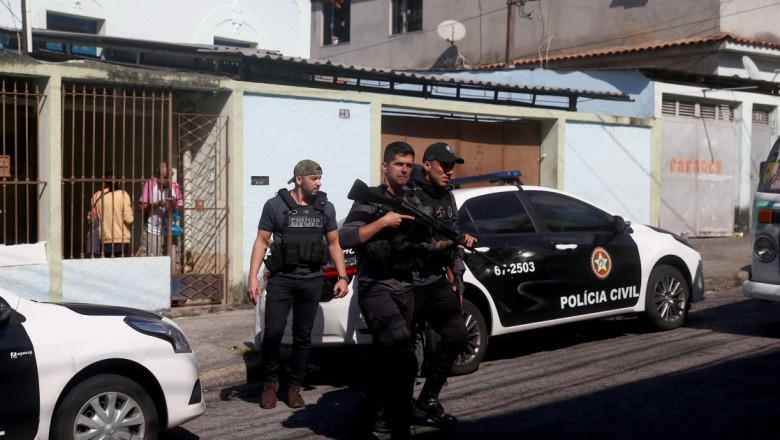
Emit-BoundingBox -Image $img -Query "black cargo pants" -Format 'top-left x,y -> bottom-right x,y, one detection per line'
413,277 -> 469,398
353,283 -> 417,438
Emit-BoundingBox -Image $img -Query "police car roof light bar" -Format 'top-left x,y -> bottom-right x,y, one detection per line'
450,170 -> 523,188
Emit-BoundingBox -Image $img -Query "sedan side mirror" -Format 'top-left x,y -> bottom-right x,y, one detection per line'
611,215 -> 631,234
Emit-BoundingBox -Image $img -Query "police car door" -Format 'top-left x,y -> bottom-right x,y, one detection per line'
458,190 -> 562,328
0,294 -> 40,439
522,190 -> 642,320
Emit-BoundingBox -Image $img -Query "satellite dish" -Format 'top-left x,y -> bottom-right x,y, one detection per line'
437,20 -> 466,43
742,55 -> 762,80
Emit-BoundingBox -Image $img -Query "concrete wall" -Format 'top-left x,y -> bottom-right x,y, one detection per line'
311,0 -> 728,69
241,94 -> 372,276
1,0 -> 311,57
564,122 -> 653,224
62,258 -> 170,311
720,0 -> 780,42
0,264 -> 50,302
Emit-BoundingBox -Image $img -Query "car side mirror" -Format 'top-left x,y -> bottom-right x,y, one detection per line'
611,215 -> 631,234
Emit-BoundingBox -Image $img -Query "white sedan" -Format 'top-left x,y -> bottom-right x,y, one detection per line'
0,287 -> 205,439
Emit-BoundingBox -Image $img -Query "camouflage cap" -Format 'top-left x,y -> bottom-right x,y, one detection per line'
288,159 -> 323,184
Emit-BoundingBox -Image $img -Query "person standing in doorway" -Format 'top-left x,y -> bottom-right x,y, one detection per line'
247,159 -> 349,410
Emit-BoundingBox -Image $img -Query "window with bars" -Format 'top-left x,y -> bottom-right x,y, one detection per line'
391,0 -> 423,35
662,97 -> 735,121
753,108 -> 771,125
0,78 -> 43,246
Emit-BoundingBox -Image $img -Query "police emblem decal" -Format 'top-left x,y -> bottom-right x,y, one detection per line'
591,247 -> 611,279
434,206 -> 446,220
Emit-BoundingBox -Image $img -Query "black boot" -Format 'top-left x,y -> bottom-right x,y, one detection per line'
413,394 -> 457,428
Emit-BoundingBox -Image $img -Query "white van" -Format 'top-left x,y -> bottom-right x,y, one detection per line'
743,137 -> 780,301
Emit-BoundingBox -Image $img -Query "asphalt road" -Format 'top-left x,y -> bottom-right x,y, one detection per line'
163,287 -> 780,440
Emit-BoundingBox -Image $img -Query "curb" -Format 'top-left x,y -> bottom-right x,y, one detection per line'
200,357 -> 262,391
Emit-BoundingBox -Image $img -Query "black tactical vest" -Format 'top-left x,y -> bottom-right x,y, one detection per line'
359,185 -> 431,272
278,189 -> 328,267
417,185 -> 456,238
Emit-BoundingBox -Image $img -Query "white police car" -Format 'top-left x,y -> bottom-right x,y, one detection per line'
258,172 -> 704,376
0,287 -> 205,439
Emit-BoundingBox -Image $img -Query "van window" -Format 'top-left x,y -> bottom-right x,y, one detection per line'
758,139 -> 780,193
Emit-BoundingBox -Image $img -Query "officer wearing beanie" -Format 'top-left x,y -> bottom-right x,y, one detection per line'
410,142 -> 476,428
247,159 -> 349,410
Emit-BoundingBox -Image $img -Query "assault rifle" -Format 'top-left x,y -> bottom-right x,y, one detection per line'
347,179 -> 504,267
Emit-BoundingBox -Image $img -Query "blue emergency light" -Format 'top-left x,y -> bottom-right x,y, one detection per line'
450,170 -> 523,188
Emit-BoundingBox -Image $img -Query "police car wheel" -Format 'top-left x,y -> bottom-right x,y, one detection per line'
52,374 -> 159,440
451,299 -> 488,375
427,298 -> 489,376
644,265 -> 690,331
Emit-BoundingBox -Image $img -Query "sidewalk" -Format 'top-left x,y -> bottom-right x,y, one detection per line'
171,235 -> 753,391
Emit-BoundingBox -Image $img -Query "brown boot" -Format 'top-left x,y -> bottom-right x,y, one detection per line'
286,386 -> 305,408
260,381 -> 279,409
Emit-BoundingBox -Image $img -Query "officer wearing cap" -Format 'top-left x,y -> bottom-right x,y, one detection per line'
247,159 -> 349,410
410,142 -> 476,428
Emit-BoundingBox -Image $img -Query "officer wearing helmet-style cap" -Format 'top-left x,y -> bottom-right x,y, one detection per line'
422,142 -> 465,164
248,159 -> 349,410
408,141 -> 475,429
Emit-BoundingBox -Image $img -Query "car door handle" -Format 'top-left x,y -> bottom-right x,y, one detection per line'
555,244 -> 578,252
467,247 -> 492,254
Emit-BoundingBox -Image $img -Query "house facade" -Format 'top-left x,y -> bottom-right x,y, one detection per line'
0,31 -> 649,308
310,0 -> 779,72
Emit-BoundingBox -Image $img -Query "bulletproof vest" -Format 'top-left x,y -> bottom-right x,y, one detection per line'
278,189 -> 328,267
416,185 -> 456,239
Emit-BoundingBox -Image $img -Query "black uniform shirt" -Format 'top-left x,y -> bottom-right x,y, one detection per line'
339,184 -> 426,293
410,164 -> 467,286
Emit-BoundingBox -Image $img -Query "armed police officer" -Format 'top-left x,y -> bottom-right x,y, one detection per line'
247,160 -> 349,410
410,142 -> 476,428
340,142 -> 455,439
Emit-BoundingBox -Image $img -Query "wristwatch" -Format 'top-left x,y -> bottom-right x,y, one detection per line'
337,275 -> 349,282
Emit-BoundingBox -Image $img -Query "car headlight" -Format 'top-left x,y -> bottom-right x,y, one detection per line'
124,315 -> 193,353
754,235 -> 777,262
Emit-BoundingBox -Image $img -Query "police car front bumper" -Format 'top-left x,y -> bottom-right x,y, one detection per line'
742,279 -> 780,302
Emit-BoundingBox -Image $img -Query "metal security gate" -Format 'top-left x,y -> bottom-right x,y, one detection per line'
60,84 -> 229,305
0,78 -> 44,246
660,98 -> 736,237
171,113 -> 230,306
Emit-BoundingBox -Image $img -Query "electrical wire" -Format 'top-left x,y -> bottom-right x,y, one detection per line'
0,0 -> 21,29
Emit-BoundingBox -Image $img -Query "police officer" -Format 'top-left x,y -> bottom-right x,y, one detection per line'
410,142 -> 476,427
247,159 -> 349,410
340,142 -> 453,439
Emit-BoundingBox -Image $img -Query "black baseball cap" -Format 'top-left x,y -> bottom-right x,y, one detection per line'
423,142 -> 464,164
